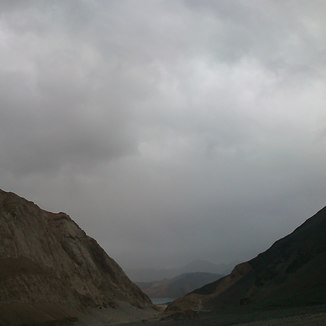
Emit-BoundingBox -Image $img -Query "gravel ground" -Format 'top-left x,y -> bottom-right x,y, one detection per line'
71,304 -> 326,326
121,313 -> 326,326
120,305 -> 326,326
236,312 -> 326,326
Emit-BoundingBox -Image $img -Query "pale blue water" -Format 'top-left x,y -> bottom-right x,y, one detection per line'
151,297 -> 175,304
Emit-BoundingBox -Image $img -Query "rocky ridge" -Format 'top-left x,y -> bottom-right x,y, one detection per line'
0,189 -> 152,325
167,206 -> 326,316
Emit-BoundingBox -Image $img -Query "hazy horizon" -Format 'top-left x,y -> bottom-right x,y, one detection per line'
1,1 -> 325,271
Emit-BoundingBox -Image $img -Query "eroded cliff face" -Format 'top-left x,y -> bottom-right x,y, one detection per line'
0,189 -> 151,325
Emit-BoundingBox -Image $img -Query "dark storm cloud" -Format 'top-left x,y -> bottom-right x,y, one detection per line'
0,0 -> 325,270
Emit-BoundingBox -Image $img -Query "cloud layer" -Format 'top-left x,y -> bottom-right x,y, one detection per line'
1,0 -> 326,269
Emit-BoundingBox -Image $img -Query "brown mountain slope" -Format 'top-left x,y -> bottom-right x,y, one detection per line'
167,206 -> 326,314
0,189 -> 152,325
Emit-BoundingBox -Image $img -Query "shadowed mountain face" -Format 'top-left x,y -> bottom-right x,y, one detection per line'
167,206 -> 326,313
137,272 -> 222,299
0,189 -> 151,325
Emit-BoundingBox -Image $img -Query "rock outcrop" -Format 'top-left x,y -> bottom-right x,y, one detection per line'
167,206 -> 326,315
0,189 -> 151,325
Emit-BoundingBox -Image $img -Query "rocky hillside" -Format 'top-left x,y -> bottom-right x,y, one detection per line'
0,189 -> 152,325
138,272 -> 222,299
167,206 -> 326,314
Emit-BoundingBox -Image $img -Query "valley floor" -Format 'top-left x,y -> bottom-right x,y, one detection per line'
237,312 -> 326,326
116,304 -> 326,326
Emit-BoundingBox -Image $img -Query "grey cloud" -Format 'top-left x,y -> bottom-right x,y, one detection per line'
0,64 -> 134,176
0,0 -> 326,270
183,0 -> 326,76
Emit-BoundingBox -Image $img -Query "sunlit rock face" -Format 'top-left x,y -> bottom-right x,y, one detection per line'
0,189 -> 151,325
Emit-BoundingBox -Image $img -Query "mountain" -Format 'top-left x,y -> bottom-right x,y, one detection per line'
178,260 -> 230,275
126,267 -> 176,283
167,206 -> 326,315
0,189 -> 153,325
127,260 -> 227,282
137,272 -> 222,299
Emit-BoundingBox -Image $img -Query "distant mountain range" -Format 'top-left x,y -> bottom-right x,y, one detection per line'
137,272 -> 222,299
127,259 -> 231,282
167,206 -> 326,316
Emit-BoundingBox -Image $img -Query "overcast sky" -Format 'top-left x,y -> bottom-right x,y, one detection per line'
1,0 -> 326,270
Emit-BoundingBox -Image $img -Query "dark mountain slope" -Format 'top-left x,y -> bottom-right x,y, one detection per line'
167,206 -> 326,313
0,189 -> 152,325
